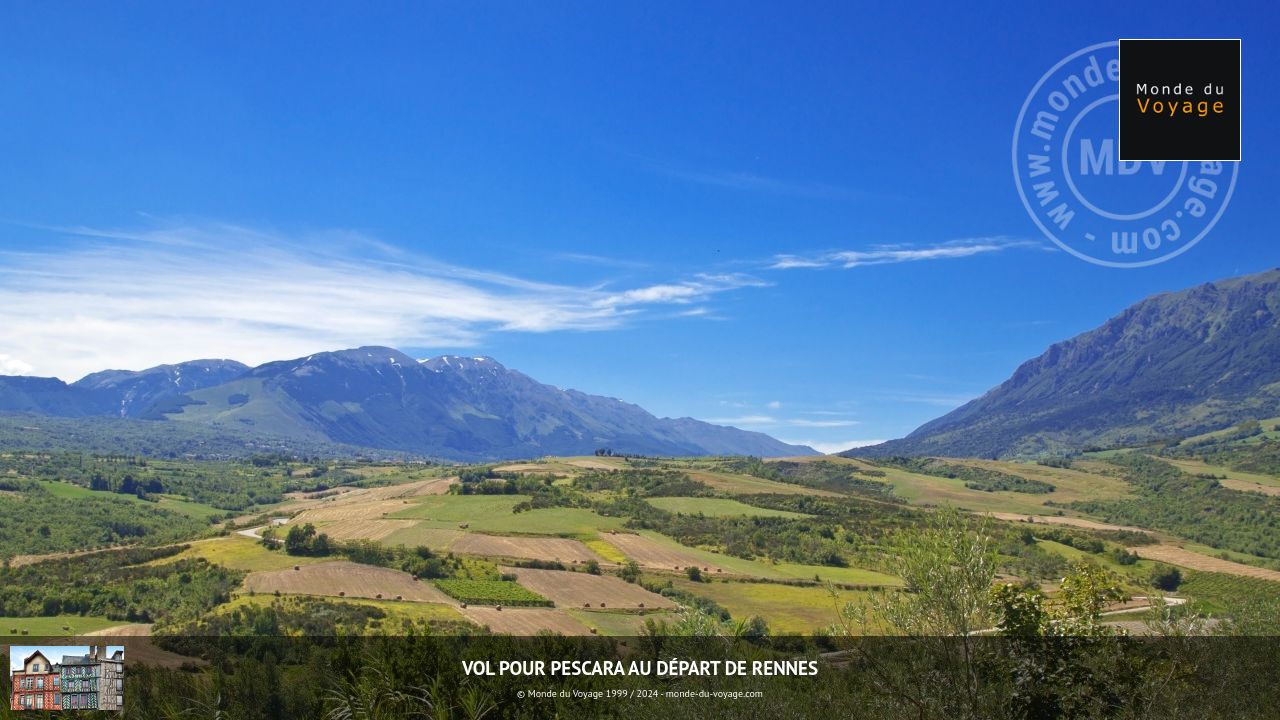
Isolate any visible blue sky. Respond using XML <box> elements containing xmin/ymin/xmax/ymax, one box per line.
<box><xmin>0</xmin><ymin>2</ymin><xmax>1275</xmax><ymax>452</ymax></box>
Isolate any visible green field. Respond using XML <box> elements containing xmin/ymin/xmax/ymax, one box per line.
<box><xmin>646</xmin><ymin>496</ymin><xmax>810</xmax><ymax>518</ymax></box>
<box><xmin>630</xmin><ymin>530</ymin><xmax>900</xmax><ymax>586</ymax></box>
<box><xmin>157</xmin><ymin>535</ymin><xmax>329</xmax><ymax>572</ymax></box>
<box><xmin>1180</xmin><ymin>571</ymin><xmax>1280</xmax><ymax>613</ymax></box>
<box><xmin>387</xmin><ymin>494</ymin><xmax>624</xmax><ymax>536</ymax></box>
<box><xmin>565</xmin><ymin>609</ymin><xmax>678</xmax><ymax>636</ymax></box>
<box><xmin>670</xmin><ymin>578</ymin><xmax>868</xmax><ymax>634</ymax></box>
<box><xmin>1163</xmin><ymin>457</ymin><xmax>1280</xmax><ymax>491</ymax></box>
<box><xmin>433</xmin><ymin>579</ymin><xmax>554</xmax><ymax>607</ymax></box>
<box><xmin>219</xmin><ymin>594</ymin><xmax>470</xmax><ymax>626</ymax></box>
<box><xmin>686</xmin><ymin>469</ymin><xmax>839</xmax><ymax>496</ymax></box>
<box><xmin>1178</xmin><ymin>416</ymin><xmax>1280</xmax><ymax>446</ymax></box>
<box><xmin>843</xmin><ymin>459</ymin><xmax>1132</xmax><ymax>517</ymax></box>
<box><xmin>38</xmin><ymin>480</ymin><xmax>224</xmax><ymax>520</ymax></box>
<box><xmin>0</xmin><ymin>615</ymin><xmax>126</xmax><ymax>637</ymax></box>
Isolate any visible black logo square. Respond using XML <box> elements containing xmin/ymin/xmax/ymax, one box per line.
<box><xmin>1119</xmin><ymin>39</ymin><xmax>1240</xmax><ymax>161</ymax></box>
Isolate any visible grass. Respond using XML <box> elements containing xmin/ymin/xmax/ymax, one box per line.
<box><xmin>433</xmin><ymin>579</ymin><xmax>554</xmax><ymax>607</ymax></box>
<box><xmin>628</xmin><ymin>531</ymin><xmax>900</xmax><ymax>586</ymax></box>
<box><xmin>1178</xmin><ymin>541</ymin><xmax>1278</xmax><ymax>570</ymax></box>
<box><xmin>216</xmin><ymin>594</ymin><xmax>470</xmax><ymax>627</ymax></box>
<box><xmin>156</xmin><ymin>535</ymin><xmax>328</xmax><ymax>572</ymax></box>
<box><xmin>1035</xmin><ymin>540</ymin><xmax>1156</xmax><ymax>588</ymax></box>
<box><xmin>387</xmin><ymin>494</ymin><xmax>624</xmax><ymax>536</ymax></box>
<box><xmin>1162</xmin><ymin>457</ymin><xmax>1280</xmax><ymax>491</ymax></box>
<box><xmin>0</xmin><ymin>615</ymin><xmax>126</xmax><ymax>637</ymax></box>
<box><xmin>37</xmin><ymin>479</ymin><xmax>225</xmax><ymax>520</ymax></box>
<box><xmin>381</xmin><ymin>526</ymin><xmax>462</xmax><ymax>550</ymax></box>
<box><xmin>565</xmin><ymin>609</ymin><xmax>677</xmax><ymax>636</ymax></box>
<box><xmin>1180</xmin><ymin>571</ymin><xmax>1280</xmax><ymax>614</ymax></box>
<box><xmin>842</xmin><ymin>459</ymin><xmax>1132</xmax><ymax>517</ymax></box>
<box><xmin>686</xmin><ymin>469</ymin><xmax>838</xmax><ymax>496</ymax></box>
<box><xmin>669</xmin><ymin>578</ymin><xmax>868</xmax><ymax>634</ymax></box>
<box><xmin>645</xmin><ymin>496</ymin><xmax>810</xmax><ymax>518</ymax></box>
<box><xmin>1178</xmin><ymin>416</ymin><xmax>1280</xmax><ymax>446</ymax></box>
<box><xmin>584</xmin><ymin>537</ymin><xmax>627</xmax><ymax>563</ymax></box>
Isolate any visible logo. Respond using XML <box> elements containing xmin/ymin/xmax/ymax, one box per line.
<box><xmin>1012</xmin><ymin>41</ymin><xmax>1238</xmax><ymax>268</ymax></box>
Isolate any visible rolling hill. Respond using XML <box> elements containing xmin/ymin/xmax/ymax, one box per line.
<box><xmin>852</xmin><ymin>268</ymin><xmax>1280</xmax><ymax>458</ymax></box>
<box><xmin>0</xmin><ymin>348</ymin><xmax>812</xmax><ymax>460</ymax></box>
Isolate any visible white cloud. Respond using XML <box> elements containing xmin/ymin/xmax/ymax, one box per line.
<box><xmin>703</xmin><ymin>415</ymin><xmax>858</xmax><ymax>429</ymax></box>
<box><xmin>769</xmin><ymin>237</ymin><xmax>1041</xmax><ymax>270</ymax></box>
<box><xmin>0</xmin><ymin>222</ymin><xmax>765</xmax><ymax>381</ymax></box>
<box><xmin>786</xmin><ymin>419</ymin><xmax>860</xmax><ymax>428</ymax></box>
<box><xmin>0</xmin><ymin>354</ymin><xmax>33</xmax><ymax>374</ymax></box>
<box><xmin>780</xmin><ymin>438</ymin><xmax>887</xmax><ymax>455</ymax></box>
<box><xmin>705</xmin><ymin>415</ymin><xmax>777</xmax><ymax>426</ymax></box>
<box><xmin>766</xmin><ymin>400</ymin><xmax>782</xmax><ymax>409</ymax></box>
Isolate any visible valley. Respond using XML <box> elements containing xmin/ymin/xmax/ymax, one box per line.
<box><xmin>4</xmin><ymin>441</ymin><xmax>1276</xmax><ymax>641</ymax></box>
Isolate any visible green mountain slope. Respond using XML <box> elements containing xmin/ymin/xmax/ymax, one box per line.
<box><xmin>852</xmin><ymin>268</ymin><xmax>1280</xmax><ymax>458</ymax></box>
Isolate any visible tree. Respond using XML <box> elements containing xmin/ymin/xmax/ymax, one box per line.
<box><xmin>1149</xmin><ymin>564</ymin><xmax>1183</xmax><ymax>591</ymax></box>
<box><xmin>619</xmin><ymin>559</ymin><xmax>641</xmax><ymax>584</ymax></box>
<box><xmin>832</xmin><ymin>507</ymin><xmax>996</xmax><ymax>718</ymax></box>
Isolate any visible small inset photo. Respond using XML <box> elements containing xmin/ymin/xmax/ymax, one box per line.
<box><xmin>9</xmin><ymin>645</ymin><xmax>124</xmax><ymax>712</ymax></box>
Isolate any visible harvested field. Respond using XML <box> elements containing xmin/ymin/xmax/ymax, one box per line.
<box><xmin>452</xmin><ymin>534</ymin><xmax>603</xmax><ymax>563</ymax></box>
<box><xmin>1128</xmin><ymin>545</ymin><xmax>1280</xmax><ymax>582</ymax></box>
<box><xmin>243</xmin><ymin>560</ymin><xmax>456</xmax><ymax>602</ymax></box>
<box><xmin>359</xmin><ymin>478</ymin><xmax>457</xmax><ymax>501</ymax></box>
<box><xmin>285</xmin><ymin>479</ymin><xmax>458</xmax><ymax>525</ymax></box>
<box><xmin>504</xmin><ymin>567</ymin><xmax>676</xmax><ymax>610</ymax></box>
<box><xmin>312</xmin><ymin>518</ymin><xmax>417</xmax><ymax>542</ymax></box>
<box><xmin>382</xmin><ymin>525</ymin><xmax>461</xmax><ymax>549</ymax></box>
<box><xmin>565</xmin><ymin>458</ymin><xmax>625</xmax><ymax>470</ymax></box>
<box><xmin>1220</xmin><ymin>480</ymin><xmax>1280</xmax><ymax>497</ymax></box>
<box><xmin>459</xmin><ymin>607</ymin><xmax>592</xmax><ymax>635</ymax></box>
<box><xmin>86</xmin><ymin>623</ymin><xmax>152</xmax><ymax>636</ymax></box>
<box><xmin>603</xmin><ymin>532</ymin><xmax>726</xmax><ymax>573</ymax></box>
<box><xmin>986</xmin><ymin>512</ymin><xmax>1149</xmax><ymax>534</ymax></box>
<box><xmin>291</xmin><ymin>499</ymin><xmax>411</xmax><ymax>524</ymax></box>
<box><xmin>494</xmin><ymin>463</ymin><xmax>546</xmax><ymax>473</ymax></box>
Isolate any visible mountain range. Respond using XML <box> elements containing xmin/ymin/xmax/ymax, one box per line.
<box><xmin>0</xmin><ymin>348</ymin><xmax>813</xmax><ymax>460</ymax></box>
<box><xmin>852</xmin><ymin>268</ymin><xmax>1280</xmax><ymax>458</ymax></box>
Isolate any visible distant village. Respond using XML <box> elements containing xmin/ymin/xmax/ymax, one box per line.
<box><xmin>9</xmin><ymin>645</ymin><xmax>123</xmax><ymax>711</ymax></box>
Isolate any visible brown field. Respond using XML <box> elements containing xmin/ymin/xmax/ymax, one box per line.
<box><xmin>382</xmin><ymin>525</ymin><xmax>462</xmax><ymax>549</ymax></box>
<box><xmin>74</xmin><ymin>626</ymin><xmax>207</xmax><ymax>669</ymax></box>
<box><xmin>451</xmin><ymin>534</ymin><xmax>603</xmax><ymax>563</ymax></box>
<box><xmin>565</xmin><ymin>458</ymin><xmax>626</xmax><ymax>470</ymax></box>
<box><xmin>286</xmin><ymin>478</ymin><xmax>458</xmax><ymax>527</ymax></box>
<box><xmin>604</xmin><ymin>532</ymin><xmax>727</xmax><ymax>573</ymax></box>
<box><xmin>986</xmin><ymin>512</ymin><xmax>1149</xmax><ymax>534</ymax></box>
<box><xmin>291</xmin><ymin>499</ymin><xmax>412</xmax><ymax>524</ymax></box>
<box><xmin>1219</xmin><ymin>480</ymin><xmax>1280</xmax><ymax>497</ymax></box>
<box><xmin>85</xmin><ymin>622</ymin><xmax>152</xmax><ymax>632</ymax></box>
<box><xmin>359</xmin><ymin>478</ymin><xmax>458</xmax><ymax>500</ymax></box>
<box><xmin>1129</xmin><ymin>545</ymin><xmax>1280</xmax><ymax>582</ymax></box>
<box><xmin>243</xmin><ymin>560</ymin><xmax>456</xmax><ymax>602</ymax></box>
<box><xmin>459</xmin><ymin>606</ymin><xmax>592</xmax><ymax>635</ymax></box>
<box><xmin>494</xmin><ymin>463</ymin><xmax>546</xmax><ymax>472</ymax></box>
<box><xmin>503</xmin><ymin>567</ymin><xmax>676</xmax><ymax>609</ymax></box>
<box><xmin>310</xmin><ymin>518</ymin><xmax>418</xmax><ymax>542</ymax></box>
